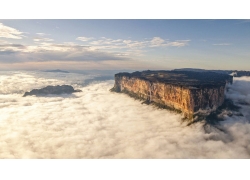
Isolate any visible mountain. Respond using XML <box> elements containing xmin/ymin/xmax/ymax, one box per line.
<box><xmin>172</xmin><ymin>68</ymin><xmax>250</xmax><ymax>77</ymax></box>
<box><xmin>44</xmin><ymin>69</ymin><xmax>69</xmax><ymax>73</ymax></box>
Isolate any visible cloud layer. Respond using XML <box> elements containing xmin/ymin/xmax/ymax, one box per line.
<box><xmin>0</xmin><ymin>71</ymin><xmax>249</xmax><ymax>158</ymax></box>
<box><xmin>0</xmin><ymin>22</ymin><xmax>191</xmax><ymax>68</ymax></box>
<box><xmin>0</xmin><ymin>23</ymin><xmax>24</xmax><ymax>39</ymax></box>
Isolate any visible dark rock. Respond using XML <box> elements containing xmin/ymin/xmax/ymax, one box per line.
<box><xmin>23</xmin><ymin>85</ymin><xmax>81</xmax><ymax>97</ymax></box>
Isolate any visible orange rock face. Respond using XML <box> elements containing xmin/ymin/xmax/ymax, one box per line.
<box><xmin>112</xmin><ymin>71</ymin><xmax>231</xmax><ymax>119</ymax></box>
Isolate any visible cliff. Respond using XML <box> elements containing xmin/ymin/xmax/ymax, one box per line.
<box><xmin>111</xmin><ymin>70</ymin><xmax>233</xmax><ymax>119</ymax></box>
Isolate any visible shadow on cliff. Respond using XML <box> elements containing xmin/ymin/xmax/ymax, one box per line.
<box><xmin>187</xmin><ymin>99</ymin><xmax>243</xmax><ymax>135</ymax></box>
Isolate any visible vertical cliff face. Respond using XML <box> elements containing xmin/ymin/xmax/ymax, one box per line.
<box><xmin>111</xmin><ymin>71</ymin><xmax>232</xmax><ymax>119</ymax></box>
<box><xmin>190</xmin><ymin>86</ymin><xmax>225</xmax><ymax>112</ymax></box>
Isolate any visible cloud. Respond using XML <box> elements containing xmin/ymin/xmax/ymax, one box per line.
<box><xmin>167</xmin><ymin>40</ymin><xmax>190</xmax><ymax>47</ymax></box>
<box><xmin>0</xmin><ymin>44</ymin><xmax>27</xmax><ymax>56</ymax></box>
<box><xmin>150</xmin><ymin>37</ymin><xmax>165</xmax><ymax>47</ymax></box>
<box><xmin>0</xmin><ymin>50</ymin><xmax>16</xmax><ymax>55</ymax></box>
<box><xmin>33</xmin><ymin>37</ymin><xmax>54</xmax><ymax>42</ymax></box>
<box><xmin>0</xmin><ymin>23</ymin><xmax>24</xmax><ymax>39</ymax></box>
<box><xmin>76</xmin><ymin>37</ymin><xmax>94</xmax><ymax>41</ymax></box>
<box><xmin>77</xmin><ymin>36</ymin><xmax>190</xmax><ymax>49</ymax></box>
<box><xmin>213</xmin><ymin>43</ymin><xmax>231</xmax><ymax>46</ymax></box>
<box><xmin>226</xmin><ymin>77</ymin><xmax>250</xmax><ymax>105</ymax></box>
<box><xmin>36</xmin><ymin>33</ymin><xmax>50</xmax><ymax>36</ymax></box>
<box><xmin>33</xmin><ymin>33</ymin><xmax>53</xmax><ymax>42</ymax></box>
<box><xmin>0</xmin><ymin>42</ymin><xmax>128</xmax><ymax>62</ymax></box>
<box><xmin>0</xmin><ymin>34</ymin><xmax>190</xmax><ymax>64</ymax></box>
<box><xmin>0</xmin><ymin>72</ymin><xmax>249</xmax><ymax>158</ymax></box>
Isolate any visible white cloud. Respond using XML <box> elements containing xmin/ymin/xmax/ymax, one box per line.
<box><xmin>0</xmin><ymin>72</ymin><xmax>249</xmax><ymax>158</ymax></box>
<box><xmin>0</xmin><ymin>23</ymin><xmax>24</xmax><ymax>39</ymax></box>
<box><xmin>36</xmin><ymin>33</ymin><xmax>50</xmax><ymax>36</ymax></box>
<box><xmin>76</xmin><ymin>37</ymin><xmax>94</xmax><ymax>41</ymax></box>
<box><xmin>226</xmin><ymin>77</ymin><xmax>250</xmax><ymax>105</ymax></box>
<box><xmin>33</xmin><ymin>37</ymin><xmax>54</xmax><ymax>42</ymax></box>
<box><xmin>150</xmin><ymin>37</ymin><xmax>165</xmax><ymax>47</ymax></box>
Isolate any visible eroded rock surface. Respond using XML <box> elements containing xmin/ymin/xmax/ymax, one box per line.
<box><xmin>23</xmin><ymin>85</ymin><xmax>81</xmax><ymax>97</ymax></box>
<box><xmin>111</xmin><ymin>70</ymin><xmax>233</xmax><ymax>119</ymax></box>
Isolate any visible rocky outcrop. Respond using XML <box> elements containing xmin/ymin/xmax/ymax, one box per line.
<box><xmin>111</xmin><ymin>70</ymin><xmax>233</xmax><ymax>119</ymax></box>
<box><xmin>23</xmin><ymin>85</ymin><xmax>81</xmax><ymax>97</ymax></box>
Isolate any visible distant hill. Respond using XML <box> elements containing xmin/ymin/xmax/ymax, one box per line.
<box><xmin>172</xmin><ymin>68</ymin><xmax>250</xmax><ymax>77</ymax></box>
<box><xmin>44</xmin><ymin>69</ymin><xmax>69</xmax><ymax>73</ymax></box>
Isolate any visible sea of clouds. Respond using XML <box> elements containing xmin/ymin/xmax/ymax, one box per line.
<box><xmin>0</xmin><ymin>70</ymin><xmax>250</xmax><ymax>158</ymax></box>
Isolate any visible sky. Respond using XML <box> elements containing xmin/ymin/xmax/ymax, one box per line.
<box><xmin>0</xmin><ymin>19</ymin><xmax>250</xmax><ymax>71</ymax></box>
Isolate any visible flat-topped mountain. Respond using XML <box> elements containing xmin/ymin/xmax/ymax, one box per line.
<box><xmin>111</xmin><ymin>70</ymin><xmax>233</xmax><ymax>119</ymax></box>
<box><xmin>23</xmin><ymin>85</ymin><xmax>81</xmax><ymax>97</ymax></box>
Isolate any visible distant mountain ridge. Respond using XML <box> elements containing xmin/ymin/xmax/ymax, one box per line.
<box><xmin>44</xmin><ymin>69</ymin><xmax>69</xmax><ymax>73</ymax></box>
<box><xmin>172</xmin><ymin>68</ymin><xmax>250</xmax><ymax>77</ymax></box>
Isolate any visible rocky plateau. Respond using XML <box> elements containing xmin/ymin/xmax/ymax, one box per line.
<box><xmin>111</xmin><ymin>70</ymin><xmax>234</xmax><ymax>120</ymax></box>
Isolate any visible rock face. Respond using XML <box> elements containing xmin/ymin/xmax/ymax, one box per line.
<box><xmin>111</xmin><ymin>70</ymin><xmax>233</xmax><ymax>119</ymax></box>
<box><xmin>23</xmin><ymin>85</ymin><xmax>81</xmax><ymax>97</ymax></box>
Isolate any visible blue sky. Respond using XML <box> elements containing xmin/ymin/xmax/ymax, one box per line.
<box><xmin>0</xmin><ymin>19</ymin><xmax>250</xmax><ymax>71</ymax></box>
